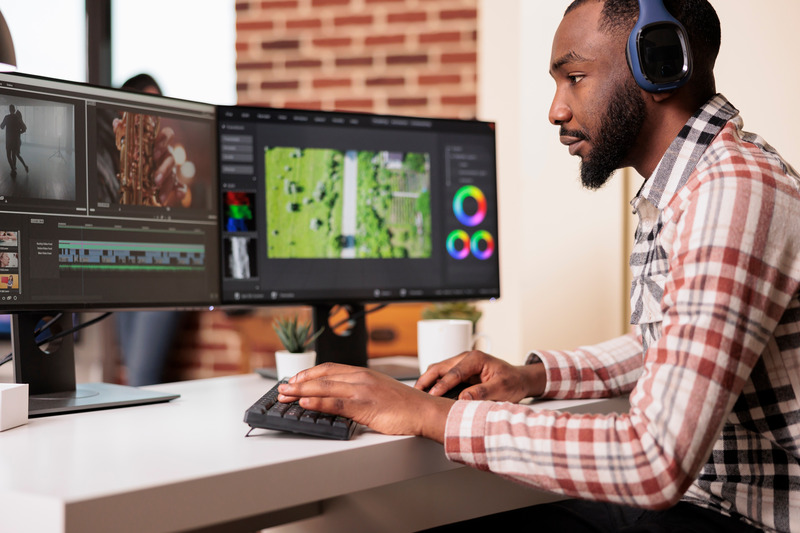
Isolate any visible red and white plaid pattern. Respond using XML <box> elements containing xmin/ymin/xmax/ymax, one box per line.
<box><xmin>444</xmin><ymin>95</ymin><xmax>800</xmax><ymax>532</ymax></box>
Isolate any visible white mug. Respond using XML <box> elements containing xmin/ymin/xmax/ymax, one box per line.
<box><xmin>417</xmin><ymin>319</ymin><xmax>491</xmax><ymax>374</ymax></box>
<box><xmin>274</xmin><ymin>350</ymin><xmax>317</xmax><ymax>380</ymax></box>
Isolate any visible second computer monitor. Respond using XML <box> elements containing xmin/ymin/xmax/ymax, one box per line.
<box><xmin>218</xmin><ymin>106</ymin><xmax>499</xmax><ymax>312</ymax></box>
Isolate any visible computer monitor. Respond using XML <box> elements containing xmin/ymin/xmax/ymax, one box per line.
<box><xmin>0</xmin><ymin>72</ymin><xmax>219</xmax><ymax>415</ymax></box>
<box><xmin>217</xmin><ymin>105</ymin><xmax>499</xmax><ymax>369</ymax></box>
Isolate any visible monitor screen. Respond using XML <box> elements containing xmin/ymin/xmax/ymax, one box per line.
<box><xmin>0</xmin><ymin>72</ymin><xmax>220</xmax><ymax>311</ymax></box>
<box><xmin>217</xmin><ymin>106</ymin><xmax>499</xmax><ymax>308</ymax></box>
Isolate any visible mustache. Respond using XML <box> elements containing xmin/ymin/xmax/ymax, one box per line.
<box><xmin>559</xmin><ymin>127</ymin><xmax>590</xmax><ymax>141</ymax></box>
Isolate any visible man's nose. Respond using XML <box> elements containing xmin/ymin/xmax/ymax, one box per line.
<box><xmin>549</xmin><ymin>91</ymin><xmax>571</xmax><ymax>126</ymax></box>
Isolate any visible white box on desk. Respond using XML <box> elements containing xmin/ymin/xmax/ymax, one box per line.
<box><xmin>0</xmin><ymin>383</ymin><xmax>28</xmax><ymax>431</ymax></box>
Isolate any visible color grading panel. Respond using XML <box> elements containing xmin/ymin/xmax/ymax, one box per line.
<box><xmin>441</xmin><ymin>142</ymin><xmax>498</xmax><ymax>295</ymax></box>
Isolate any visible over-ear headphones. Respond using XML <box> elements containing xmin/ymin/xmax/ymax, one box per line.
<box><xmin>626</xmin><ymin>0</ymin><xmax>692</xmax><ymax>92</ymax></box>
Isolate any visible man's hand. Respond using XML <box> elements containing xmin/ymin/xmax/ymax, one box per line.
<box><xmin>152</xmin><ymin>127</ymin><xmax>188</xmax><ymax>206</ymax></box>
<box><xmin>415</xmin><ymin>350</ymin><xmax>546</xmax><ymax>403</ymax></box>
<box><xmin>277</xmin><ymin>363</ymin><xmax>455</xmax><ymax>443</ymax></box>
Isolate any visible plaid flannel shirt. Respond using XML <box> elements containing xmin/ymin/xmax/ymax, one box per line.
<box><xmin>444</xmin><ymin>95</ymin><xmax>800</xmax><ymax>532</ymax></box>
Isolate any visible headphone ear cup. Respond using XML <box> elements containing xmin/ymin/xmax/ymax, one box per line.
<box><xmin>628</xmin><ymin>0</ymin><xmax>692</xmax><ymax>92</ymax></box>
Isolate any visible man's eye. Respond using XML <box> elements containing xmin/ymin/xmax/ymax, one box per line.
<box><xmin>568</xmin><ymin>74</ymin><xmax>585</xmax><ymax>84</ymax></box>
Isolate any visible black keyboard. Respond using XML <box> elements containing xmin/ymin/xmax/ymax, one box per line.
<box><xmin>244</xmin><ymin>380</ymin><xmax>358</xmax><ymax>440</ymax></box>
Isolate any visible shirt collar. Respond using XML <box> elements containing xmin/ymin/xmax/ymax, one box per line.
<box><xmin>632</xmin><ymin>94</ymin><xmax>738</xmax><ymax>213</ymax></box>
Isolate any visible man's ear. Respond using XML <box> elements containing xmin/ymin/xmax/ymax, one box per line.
<box><xmin>649</xmin><ymin>90</ymin><xmax>674</xmax><ymax>103</ymax></box>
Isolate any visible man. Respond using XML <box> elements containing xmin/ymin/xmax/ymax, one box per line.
<box><xmin>13</xmin><ymin>108</ymin><xmax>28</xmax><ymax>174</ymax></box>
<box><xmin>278</xmin><ymin>1</ymin><xmax>800</xmax><ymax>531</ymax></box>
<box><xmin>0</xmin><ymin>104</ymin><xmax>27</xmax><ymax>175</ymax></box>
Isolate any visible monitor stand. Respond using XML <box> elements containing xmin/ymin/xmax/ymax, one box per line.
<box><xmin>12</xmin><ymin>312</ymin><xmax>179</xmax><ymax>417</ymax></box>
<box><xmin>255</xmin><ymin>304</ymin><xmax>420</xmax><ymax>381</ymax></box>
<box><xmin>313</xmin><ymin>303</ymin><xmax>369</xmax><ymax>367</ymax></box>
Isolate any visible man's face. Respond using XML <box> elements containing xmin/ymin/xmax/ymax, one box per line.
<box><xmin>548</xmin><ymin>2</ymin><xmax>646</xmax><ymax>189</ymax></box>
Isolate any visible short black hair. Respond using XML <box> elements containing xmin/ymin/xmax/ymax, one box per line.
<box><xmin>566</xmin><ymin>0</ymin><xmax>721</xmax><ymax>94</ymax></box>
<box><xmin>121</xmin><ymin>73</ymin><xmax>163</xmax><ymax>96</ymax></box>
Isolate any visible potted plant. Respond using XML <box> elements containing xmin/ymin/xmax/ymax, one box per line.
<box><xmin>272</xmin><ymin>315</ymin><xmax>324</xmax><ymax>380</ymax></box>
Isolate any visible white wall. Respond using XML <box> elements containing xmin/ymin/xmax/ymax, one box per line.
<box><xmin>478</xmin><ymin>1</ymin><xmax>627</xmax><ymax>362</ymax></box>
<box><xmin>0</xmin><ymin>0</ymin><xmax>85</xmax><ymax>82</ymax></box>
<box><xmin>477</xmin><ymin>0</ymin><xmax>800</xmax><ymax>363</ymax></box>
<box><xmin>111</xmin><ymin>0</ymin><xmax>237</xmax><ymax>104</ymax></box>
<box><xmin>712</xmin><ymin>1</ymin><xmax>800</xmax><ymax>166</ymax></box>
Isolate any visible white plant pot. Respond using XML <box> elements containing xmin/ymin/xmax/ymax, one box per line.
<box><xmin>275</xmin><ymin>350</ymin><xmax>317</xmax><ymax>380</ymax></box>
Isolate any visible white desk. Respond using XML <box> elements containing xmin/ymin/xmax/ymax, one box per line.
<box><xmin>0</xmin><ymin>372</ymin><xmax>629</xmax><ymax>532</ymax></box>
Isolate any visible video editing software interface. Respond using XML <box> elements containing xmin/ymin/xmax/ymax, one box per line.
<box><xmin>0</xmin><ymin>73</ymin><xmax>219</xmax><ymax>310</ymax></box>
<box><xmin>218</xmin><ymin>106</ymin><xmax>499</xmax><ymax>306</ymax></box>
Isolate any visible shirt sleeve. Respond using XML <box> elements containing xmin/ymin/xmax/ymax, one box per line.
<box><xmin>527</xmin><ymin>333</ymin><xmax>643</xmax><ymax>399</ymax></box>
<box><xmin>445</xmin><ymin>168</ymin><xmax>800</xmax><ymax>509</ymax></box>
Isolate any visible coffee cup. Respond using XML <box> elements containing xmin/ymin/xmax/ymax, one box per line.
<box><xmin>417</xmin><ymin>319</ymin><xmax>491</xmax><ymax>374</ymax></box>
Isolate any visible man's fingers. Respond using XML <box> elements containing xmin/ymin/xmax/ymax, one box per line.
<box><xmin>153</xmin><ymin>127</ymin><xmax>175</xmax><ymax>160</ymax></box>
<box><xmin>289</xmin><ymin>362</ymin><xmax>355</xmax><ymax>383</ymax></box>
<box><xmin>154</xmin><ymin>155</ymin><xmax>175</xmax><ymax>186</ymax></box>
<box><xmin>414</xmin><ymin>354</ymin><xmax>467</xmax><ymax>391</ymax></box>
<box><xmin>427</xmin><ymin>353</ymin><xmax>482</xmax><ymax>396</ymax></box>
<box><xmin>296</xmin><ymin>396</ymin><xmax>348</xmax><ymax>416</ymax></box>
<box><xmin>414</xmin><ymin>367</ymin><xmax>444</xmax><ymax>391</ymax></box>
<box><xmin>279</xmin><ymin>364</ymin><xmax>371</xmax><ymax>400</ymax></box>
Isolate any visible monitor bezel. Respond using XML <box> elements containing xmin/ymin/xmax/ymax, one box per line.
<box><xmin>216</xmin><ymin>104</ymin><xmax>501</xmax><ymax>310</ymax></box>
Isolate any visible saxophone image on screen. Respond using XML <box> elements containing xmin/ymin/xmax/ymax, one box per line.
<box><xmin>114</xmin><ymin>112</ymin><xmax>192</xmax><ymax>207</ymax></box>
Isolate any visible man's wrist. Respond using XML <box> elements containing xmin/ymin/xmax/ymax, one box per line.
<box><xmin>419</xmin><ymin>396</ymin><xmax>456</xmax><ymax>444</ymax></box>
<box><xmin>522</xmin><ymin>356</ymin><xmax>547</xmax><ymax>397</ymax></box>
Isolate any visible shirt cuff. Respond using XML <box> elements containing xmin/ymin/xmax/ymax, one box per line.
<box><xmin>443</xmin><ymin>399</ymin><xmax>494</xmax><ymax>471</ymax></box>
<box><xmin>526</xmin><ymin>352</ymin><xmax>543</xmax><ymax>365</ymax></box>
<box><xmin>526</xmin><ymin>350</ymin><xmax>562</xmax><ymax>397</ymax></box>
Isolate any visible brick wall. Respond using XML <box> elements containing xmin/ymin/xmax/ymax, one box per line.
<box><xmin>234</xmin><ymin>0</ymin><xmax>479</xmax><ymax>119</ymax></box>
<box><xmin>159</xmin><ymin>303</ymin><xmax>427</xmax><ymax>382</ymax></box>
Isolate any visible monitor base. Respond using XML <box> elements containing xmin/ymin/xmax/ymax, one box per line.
<box><xmin>28</xmin><ymin>382</ymin><xmax>179</xmax><ymax>417</ymax></box>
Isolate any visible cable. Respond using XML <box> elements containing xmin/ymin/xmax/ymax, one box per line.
<box><xmin>34</xmin><ymin>312</ymin><xmax>64</xmax><ymax>339</ymax></box>
<box><xmin>35</xmin><ymin>312</ymin><xmax>112</xmax><ymax>346</ymax></box>
<box><xmin>328</xmin><ymin>303</ymin><xmax>388</xmax><ymax>331</ymax></box>
<box><xmin>0</xmin><ymin>312</ymin><xmax>63</xmax><ymax>367</ymax></box>
<box><xmin>0</xmin><ymin>312</ymin><xmax>113</xmax><ymax>367</ymax></box>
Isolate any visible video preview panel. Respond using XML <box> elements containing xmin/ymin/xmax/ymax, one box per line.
<box><xmin>264</xmin><ymin>147</ymin><xmax>431</xmax><ymax>260</ymax></box>
<box><xmin>94</xmin><ymin>105</ymin><xmax>216</xmax><ymax>212</ymax></box>
<box><xmin>0</xmin><ymin>73</ymin><xmax>219</xmax><ymax>311</ymax></box>
<box><xmin>0</xmin><ymin>94</ymin><xmax>78</xmax><ymax>203</ymax></box>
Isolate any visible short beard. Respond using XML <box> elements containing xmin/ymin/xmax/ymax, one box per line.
<box><xmin>578</xmin><ymin>80</ymin><xmax>646</xmax><ymax>190</ymax></box>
